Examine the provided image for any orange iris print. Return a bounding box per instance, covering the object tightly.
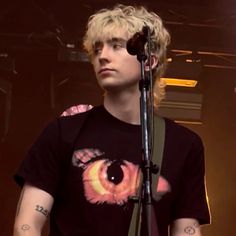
[83,159,140,205]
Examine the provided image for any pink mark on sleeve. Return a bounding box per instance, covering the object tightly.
[61,104,93,116]
[157,176,171,193]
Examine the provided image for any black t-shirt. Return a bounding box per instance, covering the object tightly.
[15,106,210,236]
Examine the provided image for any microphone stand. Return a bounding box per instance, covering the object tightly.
[135,26,159,236]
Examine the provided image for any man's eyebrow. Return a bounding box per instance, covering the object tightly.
[94,41,103,47]
[93,37,126,48]
[109,37,126,43]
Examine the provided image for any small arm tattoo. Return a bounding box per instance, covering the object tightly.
[184,226,196,235]
[21,224,30,231]
[35,205,49,217]
[184,223,199,235]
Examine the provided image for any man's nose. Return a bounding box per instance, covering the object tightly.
[99,45,111,63]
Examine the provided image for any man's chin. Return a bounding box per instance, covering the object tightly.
[98,79,120,91]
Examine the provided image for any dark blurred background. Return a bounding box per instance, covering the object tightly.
[0,0,235,235]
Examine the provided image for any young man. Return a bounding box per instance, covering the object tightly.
[13,4,210,236]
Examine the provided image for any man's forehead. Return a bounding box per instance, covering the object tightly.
[94,36,126,45]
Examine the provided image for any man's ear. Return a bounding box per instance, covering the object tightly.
[145,54,158,71]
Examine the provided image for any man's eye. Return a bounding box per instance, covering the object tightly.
[94,47,102,55]
[113,43,123,49]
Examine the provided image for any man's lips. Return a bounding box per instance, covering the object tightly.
[98,68,115,75]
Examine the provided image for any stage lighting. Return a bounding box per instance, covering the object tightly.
[162,58,202,88]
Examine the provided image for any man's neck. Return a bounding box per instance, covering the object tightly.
[103,90,141,125]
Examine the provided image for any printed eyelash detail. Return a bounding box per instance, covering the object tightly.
[72,148,104,168]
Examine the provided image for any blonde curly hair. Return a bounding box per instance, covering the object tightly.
[83,4,170,107]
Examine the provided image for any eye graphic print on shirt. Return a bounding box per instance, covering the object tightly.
[72,148,171,205]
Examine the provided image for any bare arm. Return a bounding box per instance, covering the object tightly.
[170,218,202,236]
[13,183,54,236]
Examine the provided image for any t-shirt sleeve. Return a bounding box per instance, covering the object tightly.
[171,135,211,225]
[14,119,64,198]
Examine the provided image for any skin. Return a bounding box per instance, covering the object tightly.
[92,30,158,125]
[13,28,202,236]
[13,184,53,236]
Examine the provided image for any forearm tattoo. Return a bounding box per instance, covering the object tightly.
[21,224,30,231]
[35,205,49,217]
[184,222,199,235]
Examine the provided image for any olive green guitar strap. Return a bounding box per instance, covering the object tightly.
[128,116,166,236]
